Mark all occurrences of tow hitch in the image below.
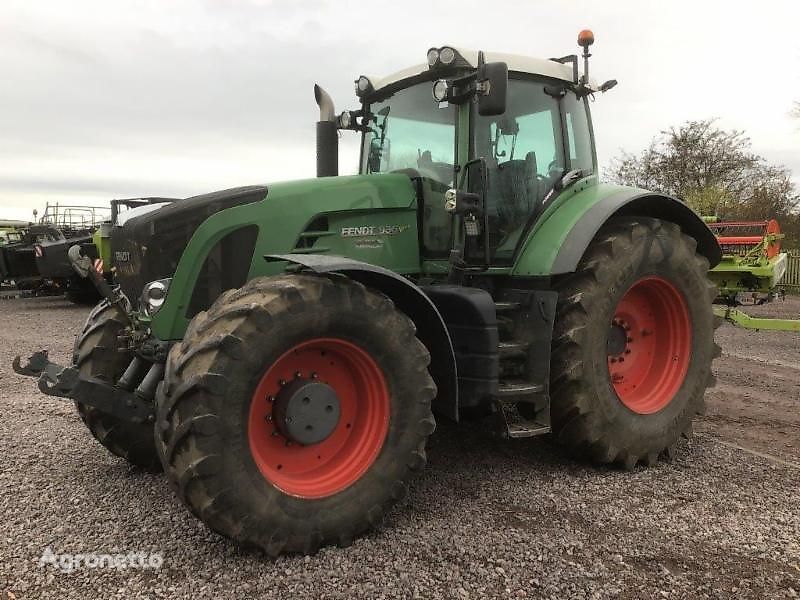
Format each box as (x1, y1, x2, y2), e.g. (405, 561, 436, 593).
(12, 350, 157, 423)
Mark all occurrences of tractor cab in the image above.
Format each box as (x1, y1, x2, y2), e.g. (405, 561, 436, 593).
(322, 38, 615, 268)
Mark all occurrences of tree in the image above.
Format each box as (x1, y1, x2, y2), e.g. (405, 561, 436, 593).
(608, 119, 800, 247)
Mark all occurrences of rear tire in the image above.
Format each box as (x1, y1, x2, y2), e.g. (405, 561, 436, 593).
(155, 274, 436, 555)
(74, 301, 162, 471)
(550, 217, 720, 468)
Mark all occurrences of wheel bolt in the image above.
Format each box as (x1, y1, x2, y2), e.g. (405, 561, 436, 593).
(271, 430, 279, 437)
(619, 357, 625, 363)
(625, 349, 631, 355)
(610, 357, 618, 363)
(265, 414, 272, 422)
(311, 372, 318, 379)
(285, 441, 292, 447)
(279, 379, 286, 386)
(268, 395, 275, 403)
(294, 371, 302, 378)
(627, 337, 633, 343)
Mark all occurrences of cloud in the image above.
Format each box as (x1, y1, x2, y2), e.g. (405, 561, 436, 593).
(0, 0, 798, 217)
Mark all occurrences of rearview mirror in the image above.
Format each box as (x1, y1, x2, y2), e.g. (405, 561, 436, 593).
(477, 61, 508, 117)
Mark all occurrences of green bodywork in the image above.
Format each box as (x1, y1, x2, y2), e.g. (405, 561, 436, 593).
(150, 174, 421, 340)
(512, 177, 615, 276)
(147, 170, 698, 341)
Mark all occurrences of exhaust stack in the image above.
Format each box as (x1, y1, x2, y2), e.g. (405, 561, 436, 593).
(314, 84, 338, 177)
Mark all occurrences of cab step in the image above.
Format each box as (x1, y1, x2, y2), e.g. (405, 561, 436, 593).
(498, 340, 530, 359)
(493, 399, 551, 439)
(494, 301, 522, 312)
(495, 380, 544, 398)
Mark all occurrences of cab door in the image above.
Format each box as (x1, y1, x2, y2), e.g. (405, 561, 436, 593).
(471, 79, 566, 265)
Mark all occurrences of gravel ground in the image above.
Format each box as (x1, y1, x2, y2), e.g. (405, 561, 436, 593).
(1, 295, 799, 599)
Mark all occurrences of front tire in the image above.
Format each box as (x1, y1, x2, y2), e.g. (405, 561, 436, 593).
(156, 274, 436, 555)
(550, 217, 720, 468)
(65, 276, 101, 305)
(73, 301, 162, 470)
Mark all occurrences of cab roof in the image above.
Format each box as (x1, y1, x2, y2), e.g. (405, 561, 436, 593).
(367, 47, 575, 95)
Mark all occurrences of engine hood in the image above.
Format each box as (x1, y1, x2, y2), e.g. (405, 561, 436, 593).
(112, 185, 268, 301)
(111, 174, 417, 305)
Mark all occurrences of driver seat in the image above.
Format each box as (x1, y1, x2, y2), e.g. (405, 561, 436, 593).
(492, 152, 539, 231)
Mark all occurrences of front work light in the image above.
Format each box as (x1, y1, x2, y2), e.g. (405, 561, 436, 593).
(439, 47, 456, 65)
(355, 76, 373, 97)
(337, 111, 352, 129)
(427, 48, 440, 67)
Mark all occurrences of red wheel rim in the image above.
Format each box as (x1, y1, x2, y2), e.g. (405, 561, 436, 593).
(248, 338, 390, 499)
(607, 277, 692, 414)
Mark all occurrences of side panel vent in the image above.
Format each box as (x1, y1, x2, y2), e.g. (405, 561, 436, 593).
(292, 216, 334, 254)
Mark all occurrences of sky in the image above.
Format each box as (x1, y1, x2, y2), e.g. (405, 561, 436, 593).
(1, 0, 798, 221)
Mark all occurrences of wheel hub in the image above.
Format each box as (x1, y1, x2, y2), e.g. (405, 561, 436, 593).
(606, 321, 628, 356)
(273, 378, 341, 445)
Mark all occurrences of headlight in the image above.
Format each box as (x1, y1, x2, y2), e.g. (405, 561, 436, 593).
(426, 48, 440, 67)
(141, 278, 171, 316)
(432, 79, 450, 102)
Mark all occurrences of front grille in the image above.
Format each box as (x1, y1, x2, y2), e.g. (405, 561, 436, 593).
(112, 185, 267, 302)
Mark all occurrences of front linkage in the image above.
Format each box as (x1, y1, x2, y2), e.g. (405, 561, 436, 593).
(13, 349, 157, 423)
(13, 244, 168, 425)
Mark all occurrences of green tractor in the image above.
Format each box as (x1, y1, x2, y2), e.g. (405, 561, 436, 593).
(15, 32, 722, 555)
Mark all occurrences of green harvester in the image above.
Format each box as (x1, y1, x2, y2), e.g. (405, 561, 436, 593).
(704, 217, 799, 332)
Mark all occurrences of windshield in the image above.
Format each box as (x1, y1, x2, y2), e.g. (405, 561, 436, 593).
(361, 83, 456, 186)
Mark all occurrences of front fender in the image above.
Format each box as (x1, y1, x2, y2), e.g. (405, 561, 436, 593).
(512, 182, 721, 276)
(266, 254, 459, 421)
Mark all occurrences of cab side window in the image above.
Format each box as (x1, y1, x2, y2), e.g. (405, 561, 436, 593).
(562, 94, 594, 174)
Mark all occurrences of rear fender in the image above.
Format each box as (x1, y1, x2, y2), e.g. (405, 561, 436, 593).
(512, 183, 722, 276)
